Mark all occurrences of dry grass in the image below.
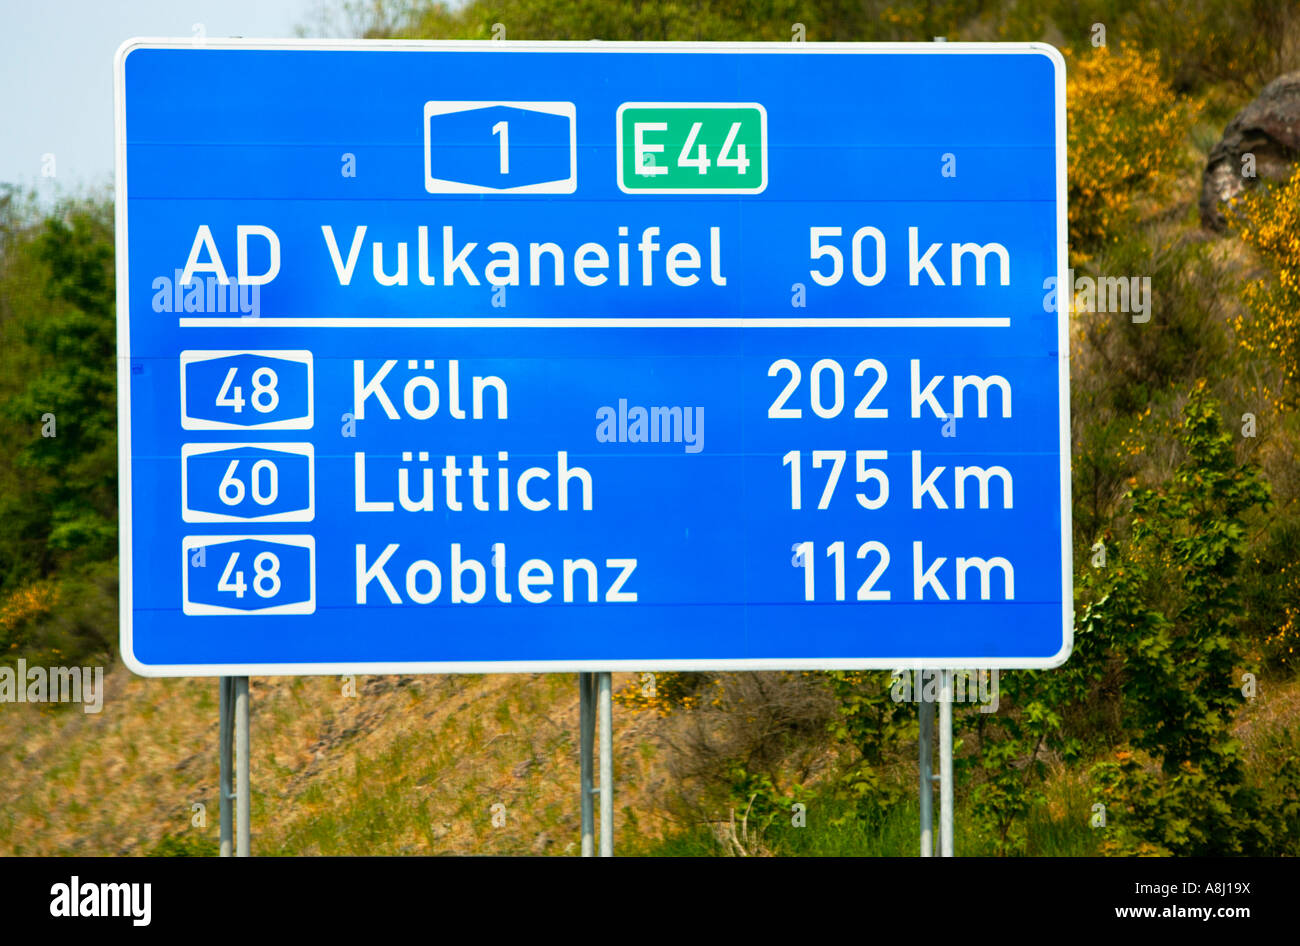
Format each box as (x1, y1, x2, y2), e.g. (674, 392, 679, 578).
(0, 667, 664, 855)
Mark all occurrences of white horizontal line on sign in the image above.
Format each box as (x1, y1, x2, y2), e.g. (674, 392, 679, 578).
(177, 317, 1011, 328)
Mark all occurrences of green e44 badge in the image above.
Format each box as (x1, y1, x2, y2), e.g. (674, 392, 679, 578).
(617, 103, 767, 194)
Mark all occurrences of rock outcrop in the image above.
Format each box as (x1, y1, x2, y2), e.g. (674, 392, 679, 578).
(1200, 71, 1300, 231)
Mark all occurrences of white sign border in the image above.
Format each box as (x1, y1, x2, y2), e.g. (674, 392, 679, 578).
(115, 38, 1071, 676)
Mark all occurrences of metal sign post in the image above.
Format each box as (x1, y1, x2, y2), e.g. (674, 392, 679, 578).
(918, 683, 934, 857)
(938, 670, 955, 857)
(918, 669, 958, 857)
(579, 672, 595, 856)
(218, 675, 251, 856)
(234, 676, 250, 856)
(218, 676, 233, 856)
(598, 672, 613, 856)
(578, 671, 613, 856)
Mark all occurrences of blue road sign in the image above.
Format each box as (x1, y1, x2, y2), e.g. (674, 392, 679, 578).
(115, 40, 1071, 675)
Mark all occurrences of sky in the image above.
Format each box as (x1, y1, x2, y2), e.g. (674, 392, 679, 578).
(0, 0, 333, 195)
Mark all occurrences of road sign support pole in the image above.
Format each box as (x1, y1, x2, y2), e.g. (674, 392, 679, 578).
(939, 669, 954, 857)
(234, 676, 251, 857)
(579, 672, 596, 857)
(598, 671, 613, 857)
(219, 676, 233, 857)
(918, 682, 934, 857)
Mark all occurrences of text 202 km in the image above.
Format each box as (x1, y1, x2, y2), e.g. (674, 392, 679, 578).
(766, 357, 1014, 421)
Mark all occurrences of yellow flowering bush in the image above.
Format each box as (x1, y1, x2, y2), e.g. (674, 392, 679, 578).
(1066, 45, 1198, 257)
(1261, 566, 1300, 669)
(613, 671, 704, 716)
(1228, 164, 1300, 411)
(0, 582, 59, 654)
(0, 582, 58, 635)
